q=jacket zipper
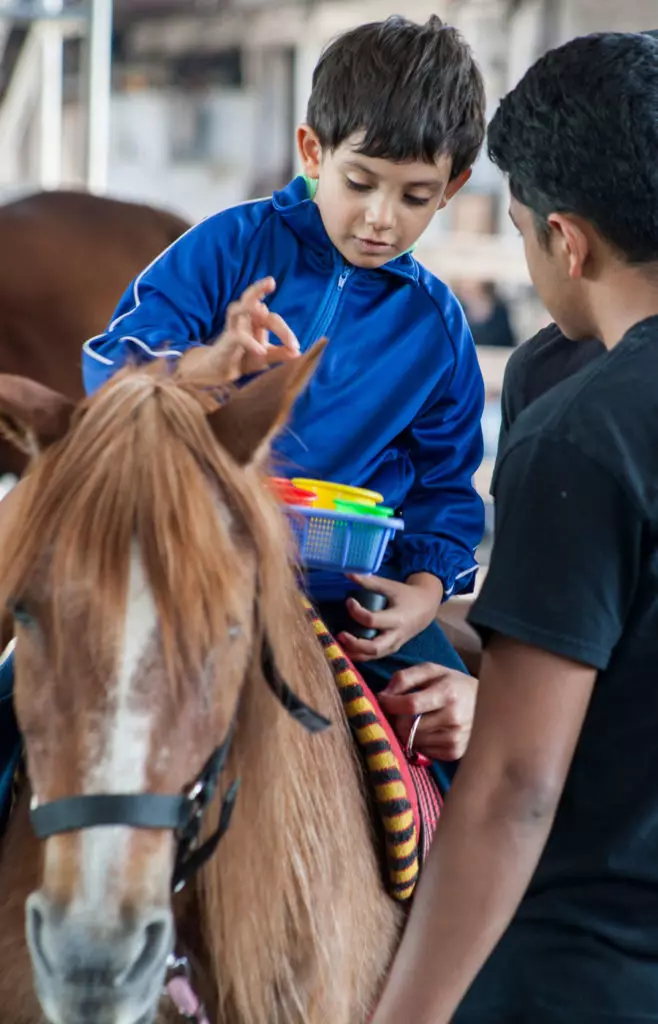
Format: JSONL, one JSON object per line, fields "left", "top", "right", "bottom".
{"left": 304, "top": 265, "right": 353, "bottom": 348}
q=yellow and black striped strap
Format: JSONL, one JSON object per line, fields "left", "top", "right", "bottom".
{"left": 304, "top": 600, "right": 420, "bottom": 902}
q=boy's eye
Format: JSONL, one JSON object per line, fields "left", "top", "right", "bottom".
{"left": 346, "top": 178, "right": 371, "bottom": 193}
{"left": 404, "top": 195, "right": 431, "bottom": 207}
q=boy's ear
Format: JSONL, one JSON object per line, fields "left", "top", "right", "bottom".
{"left": 440, "top": 168, "right": 472, "bottom": 209}
{"left": 296, "top": 124, "right": 323, "bottom": 179}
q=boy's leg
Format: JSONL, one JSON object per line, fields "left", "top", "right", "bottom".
{"left": 0, "top": 644, "right": 19, "bottom": 834}
{"left": 354, "top": 618, "right": 468, "bottom": 693}
{"left": 0, "top": 640, "right": 15, "bottom": 702}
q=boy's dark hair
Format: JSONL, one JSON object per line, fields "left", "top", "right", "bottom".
{"left": 306, "top": 15, "right": 485, "bottom": 179}
{"left": 488, "top": 32, "right": 658, "bottom": 264}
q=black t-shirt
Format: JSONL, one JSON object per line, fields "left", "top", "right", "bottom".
{"left": 498, "top": 323, "right": 605, "bottom": 455}
{"left": 456, "top": 317, "right": 658, "bottom": 1022}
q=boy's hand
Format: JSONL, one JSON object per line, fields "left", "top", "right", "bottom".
{"left": 178, "top": 277, "right": 299, "bottom": 382}
{"left": 378, "top": 663, "right": 477, "bottom": 761}
{"left": 338, "top": 571, "right": 443, "bottom": 662}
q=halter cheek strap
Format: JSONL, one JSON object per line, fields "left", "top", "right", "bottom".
{"left": 29, "top": 632, "right": 331, "bottom": 893}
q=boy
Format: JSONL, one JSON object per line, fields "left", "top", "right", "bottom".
{"left": 82, "top": 16, "right": 486, "bottom": 698}
{"left": 373, "top": 30, "right": 658, "bottom": 1024}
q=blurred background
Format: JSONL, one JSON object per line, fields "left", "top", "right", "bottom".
{"left": 0, "top": 0, "right": 655, "bottom": 548}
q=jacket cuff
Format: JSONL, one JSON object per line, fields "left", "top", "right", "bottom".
{"left": 401, "top": 553, "right": 480, "bottom": 602}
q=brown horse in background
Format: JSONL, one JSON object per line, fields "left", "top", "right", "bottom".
{"left": 0, "top": 189, "right": 190, "bottom": 478}
{"left": 0, "top": 347, "right": 403, "bottom": 1024}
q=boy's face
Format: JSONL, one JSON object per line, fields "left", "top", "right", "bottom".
{"left": 510, "top": 196, "right": 596, "bottom": 341}
{"left": 297, "top": 127, "right": 470, "bottom": 268}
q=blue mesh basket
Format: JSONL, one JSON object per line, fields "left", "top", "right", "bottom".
{"left": 285, "top": 505, "right": 404, "bottom": 574}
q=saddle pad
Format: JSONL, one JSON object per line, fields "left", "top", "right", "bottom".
{"left": 305, "top": 600, "right": 442, "bottom": 903}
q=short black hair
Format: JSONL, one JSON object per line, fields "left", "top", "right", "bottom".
{"left": 306, "top": 15, "right": 486, "bottom": 179}
{"left": 488, "top": 32, "right": 658, "bottom": 263}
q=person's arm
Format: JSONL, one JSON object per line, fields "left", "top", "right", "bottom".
{"left": 337, "top": 310, "right": 484, "bottom": 662}
{"left": 373, "top": 639, "right": 595, "bottom": 1023}
{"left": 81, "top": 208, "right": 261, "bottom": 395}
{"left": 372, "top": 435, "right": 642, "bottom": 1023}
{"left": 397, "top": 313, "right": 485, "bottom": 601}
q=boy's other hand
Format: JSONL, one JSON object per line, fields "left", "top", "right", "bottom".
{"left": 179, "top": 277, "right": 300, "bottom": 382}
{"left": 338, "top": 571, "right": 443, "bottom": 662}
{"left": 378, "top": 663, "right": 477, "bottom": 761}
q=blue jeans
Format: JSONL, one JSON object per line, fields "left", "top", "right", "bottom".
{"left": 0, "top": 644, "right": 20, "bottom": 832}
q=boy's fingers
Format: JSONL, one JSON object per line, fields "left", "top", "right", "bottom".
{"left": 238, "top": 277, "right": 277, "bottom": 304}
{"left": 226, "top": 279, "right": 276, "bottom": 334}
{"left": 234, "top": 312, "right": 261, "bottom": 343}
{"left": 262, "top": 310, "right": 300, "bottom": 353}
{"left": 345, "top": 597, "right": 399, "bottom": 630}
{"left": 337, "top": 629, "right": 400, "bottom": 662}
{"left": 346, "top": 573, "right": 401, "bottom": 598}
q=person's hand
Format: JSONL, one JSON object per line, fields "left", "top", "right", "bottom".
{"left": 378, "top": 663, "right": 478, "bottom": 761}
{"left": 178, "top": 277, "right": 299, "bottom": 382}
{"left": 337, "top": 571, "right": 443, "bottom": 662}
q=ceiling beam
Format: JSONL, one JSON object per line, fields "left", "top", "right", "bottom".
{"left": 126, "top": 0, "right": 452, "bottom": 57}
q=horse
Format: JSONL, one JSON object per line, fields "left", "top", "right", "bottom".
{"left": 0, "top": 189, "right": 190, "bottom": 480}
{"left": 0, "top": 345, "right": 404, "bottom": 1024}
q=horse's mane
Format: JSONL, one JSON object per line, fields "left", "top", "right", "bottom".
{"left": 0, "top": 366, "right": 398, "bottom": 1022}
{"left": 0, "top": 367, "right": 284, "bottom": 684}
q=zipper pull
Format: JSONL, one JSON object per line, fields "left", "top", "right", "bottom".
{"left": 337, "top": 268, "right": 351, "bottom": 290}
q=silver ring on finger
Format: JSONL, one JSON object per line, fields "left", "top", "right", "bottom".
{"left": 406, "top": 714, "right": 423, "bottom": 759}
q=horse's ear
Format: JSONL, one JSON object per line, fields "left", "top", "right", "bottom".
{"left": 206, "top": 339, "right": 327, "bottom": 466}
{"left": 0, "top": 375, "right": 75, "bottom": 456}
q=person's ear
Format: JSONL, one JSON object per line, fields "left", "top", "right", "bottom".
{"left": 547, "top": 213, "right": 590, "bottom": 280}
{"left": 296, "top": 125, "right": 323, "bottom": 180}
{"left": 439, "top": 169, "right": 472, "bottom": 208}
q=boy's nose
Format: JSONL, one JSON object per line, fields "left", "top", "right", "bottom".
{"left": 365, "top": 198, "right": 395, "bottom": 230}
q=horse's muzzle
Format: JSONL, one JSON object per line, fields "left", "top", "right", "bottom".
{"left": 25, "top": 890, "right": 173, "bottom": 1024}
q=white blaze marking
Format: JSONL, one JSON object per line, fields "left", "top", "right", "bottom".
{"left": 74, "top": 542, "right": 157, "bottom": 915}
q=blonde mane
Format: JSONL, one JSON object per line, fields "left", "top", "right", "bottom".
{"left": 0, "top": 365, "right": 401, "bottom": 1023}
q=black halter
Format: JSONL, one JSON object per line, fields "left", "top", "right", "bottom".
{"left": 29, "top": 640, "right": 330, "bottom": 892}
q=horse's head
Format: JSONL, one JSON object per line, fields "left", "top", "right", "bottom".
{"left": 0, "top": 347, "right": 324, "bottom": 1024}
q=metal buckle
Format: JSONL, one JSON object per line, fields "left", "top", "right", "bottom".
{"left": 165, "top": 953, "right": 191, "bottom": 982}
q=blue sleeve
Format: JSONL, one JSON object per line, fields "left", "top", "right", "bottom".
{"left": 399, "top": 305, "right": 485, "bottom": 598}
{"left": 82, "top": 208, "right": 255, "bottom": 395}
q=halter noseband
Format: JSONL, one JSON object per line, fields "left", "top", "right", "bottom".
{"left": 29, "top": 639, "right": 330, "bottom": 892}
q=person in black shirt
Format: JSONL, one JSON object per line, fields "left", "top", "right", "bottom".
{"left": 381, "top": 324, "right": 606, "bottom": 739}
{"left": 498, "top": 322, "right": 604, "bottom": 452}
{"left": 373, "top": 30, "right": 658, "bottom": 1024}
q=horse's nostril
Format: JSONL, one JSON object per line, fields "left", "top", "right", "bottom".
{"left": 121, "top": 912, "right": 173, "bottom": 987}
{"left": 26, "top": 892, "right": 54, "bottom": 978}
{"left": 26, "top": 892, "right": 174, "bottom": 995}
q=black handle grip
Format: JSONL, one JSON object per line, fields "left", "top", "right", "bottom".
{"left": 347, "top": 588, "right": 388, "bottom": 641}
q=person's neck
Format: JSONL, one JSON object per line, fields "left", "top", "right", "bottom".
{"left": 590, "top": 264, "right": 658, "bottom": 349}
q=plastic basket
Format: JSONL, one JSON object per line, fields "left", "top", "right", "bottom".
{"left": 285, "top": 505, "right": 404, "bottom": 574}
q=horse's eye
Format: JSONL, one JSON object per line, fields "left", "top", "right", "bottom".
{"left": 8, "top": 600, "right": 33, "bottom": 627}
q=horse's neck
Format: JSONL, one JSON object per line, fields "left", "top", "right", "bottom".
{"left": 199, "top": 631, "right": 403, "bottom": 1024}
